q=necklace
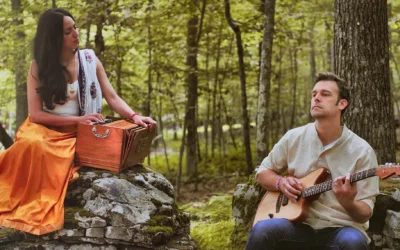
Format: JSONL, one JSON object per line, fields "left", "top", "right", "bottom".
{"left": 66, "top": 55, "right": 77, "bottom": 96}
{"left": 69, "top": 83, "right": 75, "bottom": 95}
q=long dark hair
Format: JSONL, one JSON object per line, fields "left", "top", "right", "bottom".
{"left": 33, "top": 8, "right": 75, "bottom": 110}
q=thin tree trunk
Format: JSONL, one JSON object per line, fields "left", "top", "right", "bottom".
{"left": 146, "top": 24, "right": 153, "bottom": 166}
{"left": 175, "top": 115, "right": 187, "bottom": 200}
{"left": 334, "top": 0, "right": 395, "bottom": 163}
{"left": 11, "top": 0, "right": 27, "bottom": 130}
{"left": 389, "top": 51, "right": 400, "bottom": 116}
{"left": 218, "top": 37, "right": 236, "bottom": 148}
{"left": 211, "top": 22, "right": 223, "bottom": 158}
{"left": 325, "top": 21, "right": 334, "bottom": 72}
{"left": 308, "top": 18, "right": 316, "bottom": 122}
{"left": 156, "top": 76, "right": 171, "bottom": 173}
{"left": 220, "top": 90, "right": 237, "bottom": 150}
{"left": 204, "top": 32, "right": 211, "bottom": 165}
{"left": 289, "top": 47, "right": 298, "bottom": 129}
{"left": 256, "top": 0, "right": 275, "bottom": 165}
{"left": 274, "top": 46, "right": 283, "bottom": 142}
{"left": 86, "top": 19, "right": 91, "bottom": 49}
{"left": 224, "top": 0, "right": 253, "bottom": 175}
{"left": 94, "top": 15, "right": 105, "bottom": 60}
{"left": 146, "top": 24, "right": 153, "bottom": 117}
{"left": 52, "top": 0, "right": 56, "bottom": 8}
{"left": 0, "top": 123, "right": 13, "bottom": 149}
{"left": 185, "top": 0, "right": 204, "bottom": 192}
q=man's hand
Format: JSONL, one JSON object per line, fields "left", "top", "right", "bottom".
{"left": 331, "top": 174, "right": 372, "bottom": 223}
{"left": 278, "top": 177, "right": 302, "bottom": 203}
{"left": 332, "top": 175, "right": 357, "bottom": 207}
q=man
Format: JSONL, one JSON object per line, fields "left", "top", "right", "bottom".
{"left": 246, "top": 72, "right": 379, "bottom": 250}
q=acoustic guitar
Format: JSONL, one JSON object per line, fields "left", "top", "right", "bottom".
{"left": 253, "top": 164, "right": 400, "bottom": 227}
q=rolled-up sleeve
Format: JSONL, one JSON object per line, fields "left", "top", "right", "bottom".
{"left": 355, "top": 147, "right": 380, "bottom": 211}
{"left": 256, "top": 132, "right": 290, "bottom": 177}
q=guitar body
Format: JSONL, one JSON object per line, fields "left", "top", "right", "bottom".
{"left": 253, "top": 168, "right": 330, "bottom": 227}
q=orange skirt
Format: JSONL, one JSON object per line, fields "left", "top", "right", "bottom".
{"left": 0, "top": 117, "right": 78, "bottom": 235}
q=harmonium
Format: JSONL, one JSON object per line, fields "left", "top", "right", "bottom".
{"left": 74, "top": 117, "right": 156, "bottom": 173}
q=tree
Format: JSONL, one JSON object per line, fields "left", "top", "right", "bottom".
{"left": 224, "top": 0, "right": 253, "bottom": 175}
{"left": 185, "top": 0, "right": 200, "bottom": 179}
{"left": 11, "top": 0, "right": 27, "bottom": 129}
{"left": 256, "top": 0, "right": 276, "bottom": 165}
{"left": 0, "top": 123, "right": 13, "bottom": 149}
{"left": 334, "top": 0, "right": 396, "bottom": 164}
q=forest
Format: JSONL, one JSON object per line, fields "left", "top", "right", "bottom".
{"left": 0, "top": 0, "right": 399, "bottom": 249}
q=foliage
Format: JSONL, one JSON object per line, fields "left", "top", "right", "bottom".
{"left": 181, "top": 194, "right": 235, "bottom": 249}
{"left": 379, "top": 178, "right": 400, "bottom": 195}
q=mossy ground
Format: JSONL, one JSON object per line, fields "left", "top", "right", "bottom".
{"left": 180, "top": 194, "right": 235, "bottom": 250}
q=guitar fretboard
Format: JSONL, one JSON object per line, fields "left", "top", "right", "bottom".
{"left": 302, "top": 168, "right": 377, "bottom": 198}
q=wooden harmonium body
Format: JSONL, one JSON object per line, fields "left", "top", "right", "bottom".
{"left": 75, "top": 117, "right": 156, "bottom": 173}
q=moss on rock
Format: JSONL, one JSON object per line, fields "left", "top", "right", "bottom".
{"left": 64, "top": 207, "right": 97, "bottom": 229}
{"left": 146, "top": 226, "right": 174, "bottom": 236}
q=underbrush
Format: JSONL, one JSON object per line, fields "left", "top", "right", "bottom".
{"left": 180, "top": 194, "right": 236, "bottom": 250}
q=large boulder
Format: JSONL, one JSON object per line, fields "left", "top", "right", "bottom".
{"left": 0, "top": 165, "right": 197, "bottom": 250}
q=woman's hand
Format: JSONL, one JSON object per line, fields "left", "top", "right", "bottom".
{"left": 132, "top": 115, "right": 157, "bottom": 129}
{"left": 79, "top": 113, "right": 104, "bottom": 124}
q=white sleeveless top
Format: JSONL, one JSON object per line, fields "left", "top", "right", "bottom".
{"left": 43, "top": 80, "right": 79, "bottom": 116}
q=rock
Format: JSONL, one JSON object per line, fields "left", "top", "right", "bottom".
{"left": 369, "top": 193, "right": 400, "bottom": 233}
{"left": 383, "top": 210, "right": 400, "bottom": 239}
{"left": 392, "top": 188, "right": 400, "bottom": 202}
{"left": 0, "top": 165, "right": 196, "bottom": 250}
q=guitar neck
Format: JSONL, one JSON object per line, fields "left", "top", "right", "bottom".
{"left": 302, "top": 168, "right": 377, "bottom": 198}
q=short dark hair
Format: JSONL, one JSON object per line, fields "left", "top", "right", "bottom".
{"left": 33, "top": 8, "right": 75, "bottom": 110}
{"left": 315, "top": 72, "right": 350, "bottom": 115}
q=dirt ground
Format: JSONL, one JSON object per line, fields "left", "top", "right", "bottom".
{"left": 174, "top": 174, "right": 249, "bottom": 204}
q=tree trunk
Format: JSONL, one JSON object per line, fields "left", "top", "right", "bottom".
{"left": 94, "top": 15, "right": 105, "bottom": 60}
{"left": 224, "top": 0, "right": 253, "bottom": 175}
{"left": 334, "top": 0, "right": 395, "bottom": 164}
{"left": 146, "top": 21, "right": 153, "bottom": 117}
{"left": 85, "top": 19, "right": 92, "bottom": 49}
{"left": 289, "top": 47, "right": 298, "bottom": 129}
{"left": 11, "top": 0, "right": 27, "bottom": 130}
{"left": 156, "top": 77, "right": 171, "bottom": 173}
{"left": 275, "top": 45, "right": 283, "bottom": 140}
{"left": 308, "top": 18, "right": 316, "bottom": 123}
{"left": 176, "top": 114, "right": 187, "bottom": 200}
{"left": 390, "top": 51, "right": 400, "bottom": 118}
{"left": 185, "top": 0, "right": 199, "bottom": 178}
{"left": 211, "top": 24, "right": 222, "bottom": 159}
{"left": 0, "top": 123, "right": 13, "bottom": 149}
{"left": 146, "top": 24, "right": 153, "bottom": 165}
{"left": 256, "top": 0, "right": 275, "bottom": 165}
{"left": 325, "top": 21, "right": 334, "bottom": 72}
{"left": 220, "top": 88, "right": 237, "bottom": 150}
{"left": 204, "top": 32, "right": 211, "bottom": 164}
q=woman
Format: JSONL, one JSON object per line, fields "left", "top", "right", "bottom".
{"left": 0, "top": 8, "right": 156, "bottom": 235}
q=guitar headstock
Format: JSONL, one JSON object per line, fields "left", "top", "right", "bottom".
{"left": 376, "top": 163, "right": 400, "bottom": 180}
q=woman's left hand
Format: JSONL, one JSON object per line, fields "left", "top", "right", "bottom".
{"left": 132, "top": 115, "right": 157, "bottom": 129}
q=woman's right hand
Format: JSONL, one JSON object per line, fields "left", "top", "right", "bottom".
{"left": 278, "top": 177, "right": 303, "bottom": 203}
{"left": 78, "top": 113, "right": 104, "bottom": 124}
